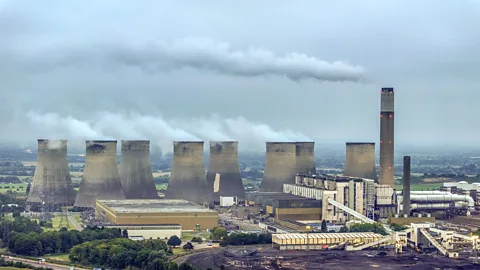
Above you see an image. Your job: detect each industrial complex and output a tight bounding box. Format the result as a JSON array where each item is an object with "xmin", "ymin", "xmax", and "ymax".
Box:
[{"xmin": 21, "ymin": 87, "xmax": 480, "ymax": 267}]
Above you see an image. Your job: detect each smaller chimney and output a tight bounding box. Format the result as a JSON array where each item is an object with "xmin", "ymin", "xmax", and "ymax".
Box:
[{"xmin": 403, "ymin": 156, "xmax": 411, "ymax": 216}]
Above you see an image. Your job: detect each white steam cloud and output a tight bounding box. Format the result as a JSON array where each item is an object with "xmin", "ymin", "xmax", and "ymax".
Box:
[
  {"xmin": 18, "ymin": 37, "xmax": 366, "ymax": 83},
  {"xmin": 26, "ymin": 111, "xmax": 312, "ymax": 153}
]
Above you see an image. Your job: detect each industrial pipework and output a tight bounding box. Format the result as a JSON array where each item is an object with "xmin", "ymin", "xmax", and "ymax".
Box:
[
  {"xmin": 75, "ymin": 140, "xmax": 125, "ymax": 208},
  {"xmin": 296, "ymin": 142, "xmax": 316, "ymax": 175},
  {"xmin": 27, "ymin": 139, "xmax": 76, "ymax": 205},
  {"xmin": 165, "ymin": 141, "xmax": 212, "ymax": 204},
  {"xmin": 259, "ymin": 142, "xmax": 297, "ymax": 192},
  {"xmin": 344, "ymin": 142, "xmax": 377, "ymax": 181},
  {"xmin": 206, "ymin": 141, "xmax": 245, "ymax": 202},
  {"xmin": 119, "ymin": 140, "xmax": 158, "ymax": 199}
]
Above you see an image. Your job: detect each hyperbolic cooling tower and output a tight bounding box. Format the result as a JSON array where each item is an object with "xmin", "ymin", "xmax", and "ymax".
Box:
[
  {"xmin": 27, "ymin": 139, "xmax": 76, "ymax": 205},
  {"xmin": 74, "ymin": 140, "xmax": 125, "ymax": 208},
  {"xmin": 296, "ymin": 142, "xmax": 316, "ymax": 175},
  {"xmin": 165, "ymin": 141, "xmax": 212, "ymax": 204},
  {"xmin": 344, "ymin": 142, "xmax": 378, "ymax": 181},
  {"xmin": 119, "ymin": 140, "xmax": 158, "ymax": 199},
  {"xmin": 259, "ymin": 142, "xmax": 297, "ymax": 192},
  {"xmin": 206, "ymin": 141, "xmax": 245, "ymax": 201},
  {"xmin": 380, "ymin": 87, "xmax": 395, "ymax": 187}
]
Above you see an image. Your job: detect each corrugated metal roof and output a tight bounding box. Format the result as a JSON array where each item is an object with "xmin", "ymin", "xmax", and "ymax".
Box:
[{"xmin": 272, "ymin": 232, "xmax": 383, "ymax": 240}]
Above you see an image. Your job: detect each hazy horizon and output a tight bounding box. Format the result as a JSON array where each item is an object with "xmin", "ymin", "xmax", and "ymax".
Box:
[{"xmin": 1, "ymin": 0, "xmax": 479, "ymax": 152}]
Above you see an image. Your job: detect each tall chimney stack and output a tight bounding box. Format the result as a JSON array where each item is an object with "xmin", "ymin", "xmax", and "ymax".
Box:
[
  {"xmin": 295, "ymin": 142, "xmax": 316, "ymax": 175},
  {"xmin": 119, "ymin": 140, "xmax": 158, "ymax": 199},
  {"xmin": 380, "ymin": 87, "xmax": 395, "ymax": 187},
  {"xmin": 403, "ymin": 156, "xmax": 411, "ymax": 216},
  {"xmin": 165, "ymin": 141, "xmax": 212, "ymax": 205},
  {"xmin": 206, "ymin": 141, "xmax": 245, "ymax": 202},
  {"xmin": 27, "ymin": 139, "xmax": 76, "ymax": 205},
  {"xmin": 344, "ymin": 142, "xmax": 377, "ymax": 180},
  {"xmin": 259, "ymin": 142, "xmax": 297, "ymax": 192},
  {"xmin": 75, "ymin": 140, "xmax": 125, "ymax": 208}
]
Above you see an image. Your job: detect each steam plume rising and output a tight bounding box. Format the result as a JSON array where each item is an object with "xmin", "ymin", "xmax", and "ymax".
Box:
[
  {"xmin": 26, "ymin": 111, "xmax": 311, "ymax": 152},
  {"xmin": 15, "ymin": 37, "xmax": 366, "ymax": 82}
]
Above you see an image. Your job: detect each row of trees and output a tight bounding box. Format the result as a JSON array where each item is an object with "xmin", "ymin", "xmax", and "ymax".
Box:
[
  {"xmin": 1, "ymin": 217, "xmax": 123, "ymax": 256},
  {"xmin": 70, "ymin": 237, "xmax": 196, "ymax": 270},
  {"xmin": 0, "ymin": 258, "xmax": 53, "ymax": 270}
]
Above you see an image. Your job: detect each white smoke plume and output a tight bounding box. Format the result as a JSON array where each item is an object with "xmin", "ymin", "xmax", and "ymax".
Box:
[
  {"xmin": 26, "ymin": 111, "xmax": 312, "ymax": 153},
  {"xmin": 16, "ymin": 37, "xmax": 366, "ymax": 83}
]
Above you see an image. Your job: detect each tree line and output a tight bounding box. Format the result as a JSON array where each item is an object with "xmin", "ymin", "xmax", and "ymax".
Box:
[
  {"xmin": 70, "ymin": 237, "xmax": 197, "ymax": 270},
  {"xmin": 1, "ymin": 216, "xmax": 122, "ymax": 256}
]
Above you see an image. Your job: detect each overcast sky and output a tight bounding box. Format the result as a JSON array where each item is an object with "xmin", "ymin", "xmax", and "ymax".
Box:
[{"xmin": 0, "ymin": 0, "xmax": 479, "ymax": 152}]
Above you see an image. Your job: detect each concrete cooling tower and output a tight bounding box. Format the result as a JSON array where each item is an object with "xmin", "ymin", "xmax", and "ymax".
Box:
[
  {"xmin": 27, "ymin": 139, "xmax": 76, "ymax": 205},
  {"xmin": 74, "ymin": 140, "xmax": 125, "ymax": 208},
  {"xmin": 165, "ymin": 141, "xmax": 212, "ymax": 205},
  {"xmin": 296, "ymin": 142, "xmax": 316, "ymax": 175},
  {"xmin": 260, "ymin": 142, "xmax": 297, "ymax": 192},
  {"xmin": 119, "ymin": 140, "xmax": 158, "ymax": 199},
  {"xmin": 206, "ymin": 141, "xmax": 245, "ymax": 202},
  {"xmin": 344, "ymin": 142, "xmax": 378, "ymax": 181}
]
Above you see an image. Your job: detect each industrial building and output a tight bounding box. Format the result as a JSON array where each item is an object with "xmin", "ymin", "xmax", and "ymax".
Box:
[
  {"xmin": 103, "ymin": 224, "xmax": 182, "ymax": 240},
  {"xmin": 260, "ymin": 142, "xmax": 297, "ymax": 192},
  {"xmin": 75, "ymin": 140, "xmax": 125, "ymax": 208},
  {"xmin": 246, "ymin": 192, "xmax": 322, "ymax": 221},
  {"xmin": 379, "ymin": 87, "xmax": 395, "ymax": 188},
  {"xmin": 272, "ymin": 232, "xmax": 384, "ymax": 250},
  {"xmin": 95, "ymin": 199, "xmax": 218, "ymax": 230},
  {"xmin": 166, "ymin": 141, "xmax": 212, "ymax": 205},
  {"xmin": 27, "ymin": 139, "xmax": 76, "ymax": 206},
  {"xmin": 344, "ymin": 142, "xmax": 377, "ymax": 181},
  {"xmin": 206, "ymin": 141, "xmax": 245, "ymax": 202},
  {"xmin": 284, "ymin": 174, "xmax": 367, "ymax": 223},
  {"xmin": 295, "ymin": 142, "xmax": 316, "ymax": 175},
  {"xmin": 119, "ymin": 140, "xmax": 158, "ymax": 199}
]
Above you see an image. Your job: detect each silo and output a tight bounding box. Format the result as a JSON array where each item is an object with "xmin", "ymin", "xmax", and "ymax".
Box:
[
  {"xmin": 206, "ymin": 141, "xmax": 245, "ymax": 202},
  {"xmin": 259, "ymin": 142, "xmax": 297, "ymax": 192},
  {"xmin": 119, "ymin": 140, "xmax": 158, "ymax": 199},
  {"xmin": 165, "ymin": 141, "xmax": 211, "ymax": 204},
  {"xmin": 27, "ymin": 139, "xmax": 76, "ymax": 205},
  {"xmin": 344, "ymin": 142, "xmax": 378, "ymax": 181},
  {"xmin": 296, "ymin": 142, "xmax": 316, "ymax": 175},
  {"xmin": 74, "ymin": 140, "xmax": 125, "ymax": 208}
]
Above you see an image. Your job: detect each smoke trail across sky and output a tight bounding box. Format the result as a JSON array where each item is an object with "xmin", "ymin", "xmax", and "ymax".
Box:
[
  {"xmin": 11, "ymin": 37, "xmax": 366, "ymax": 83},
  {"xmin": 26, "ymin": 111, "xmax": 312, "ymax": 153}
]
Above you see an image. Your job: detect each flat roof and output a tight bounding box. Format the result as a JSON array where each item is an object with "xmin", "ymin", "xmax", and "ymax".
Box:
[
  {"xmin": 97, "ymin": 199, "xmax": 217, "ymax": 214},
  {"xmin": 272, "ymin": 232, "xmax": 384, "ymax": 240}
]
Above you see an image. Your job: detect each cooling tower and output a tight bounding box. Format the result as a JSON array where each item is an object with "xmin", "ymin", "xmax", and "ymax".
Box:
[
  {"xmin": 295, "ymin": 142, "xmax": 316, "ymax": 175},
  {"xmin": 259, "ymin": 142, "xmax": 297, "ymax": 192},
  {"xmin": 74, "ymin": 140, "xmax": 125, "ymax": 208},
  {"xmin": 27, "ymin": 139, "xmax": 76, "ymax": 205},
  {"xmin": 165, "ymin": 141, "xmax": 212, "ymax": 204},
  {"xmin": 344, "ymin": 142, "xmax": 378, "ymax": 181},
  {"xmin": 403, "ymin": 156, "xmax": 411, "ymax": 216},
  {"xmin": 380, "ymin": 87, "xmax": 395, "ymax": 187},
  {"xmin": 206, "ymin": 141, "xmax": 245, "ymax": 202},
  {"xmin": 119, "ymin": 140, "xmax": 158, "ymax": 199}
]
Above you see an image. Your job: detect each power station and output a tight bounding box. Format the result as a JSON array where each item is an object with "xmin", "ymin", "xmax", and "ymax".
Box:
[
  {"xmin": 380, "ymin": 87, "xmax": 395, "ymax": 187},
  {"xmin": 74, "ymin": 140, "xmax": 125, "ymax": 208},
  {"xmin": 119, "ymin": 140, "xmax": 158, "ymax": 199},
  {"xmin": 27, "ymin": 139, "xmax": 76, "ymax": 205},
  {"xmin": 260, "ymin": 142, "xmax": 297, "ymax": 192},
  {"xmin": 206, "ymin": 141, "xmax": 245, "ymax": 202},
  {"xmin": 165, "ymin": 141, "xmax": 212, "ymax": 205},
  {"xmin": 295, "ymin": 142, "xmax": 316, "ymax": 175},
  {"xmin": 344, "ymin": 142, "xmax": 377, "ymax": 181}
]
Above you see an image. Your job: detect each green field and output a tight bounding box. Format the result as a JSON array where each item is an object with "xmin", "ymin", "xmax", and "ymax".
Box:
[
  {"xmin": 395, "ymin": 183, "xmax": 443, "ymax": 191},
  {"xmin": 0, "ymin": 267, "xmax": 28, "ymax": 270},
  {"xmin": 156, "ymin": 184, "xmax": 168, "ymax": 190},
  {"xmin": 46, "ymin": 253, "xmax": 70, "ymax": 262},
  {"xmin": 181, "ymin": 231, "xmax": 210, "ymax": 241},
  {"xmin": 0, "ymin": 183, "xmax": 27, "ymax": 193}
]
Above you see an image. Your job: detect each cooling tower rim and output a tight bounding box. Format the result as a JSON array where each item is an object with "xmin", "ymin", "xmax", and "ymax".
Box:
[
  {"xmin": 174, "ymin": 141, "xmax": 204, "ymax": 144},
  {"xmin": 209, "ymin": 140, "xmax": 238, "ymax": 144},
  {"xmin": 86, "ymin": 140, "xmax": 117, "ymax": 143},
  {"xmin": 38, "ymin": 139, "xmax": 68, "ymax": 142},
  {"xmin": 121, "ymin": 140, "xmax": 150, "ymax": 143},
  {"xmin": 346, "ymin": 142, "xmax": 375, "ymax": 145},
  {"xmin": 266, "ymin": 142, "xmax": 297, "ymax": 145},
  {"xmin": 295, "ymin": 141, "xmax": 315, "ymax": 144}
]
